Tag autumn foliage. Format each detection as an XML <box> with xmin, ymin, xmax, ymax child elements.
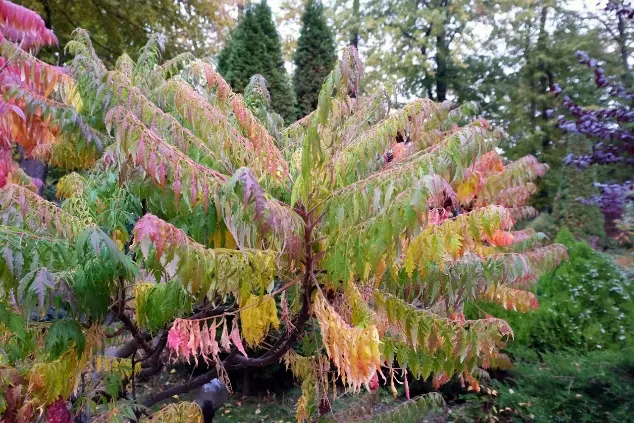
<box><xmin>0</xmin><ymin>2</ymin><xmax>567</xmax><ymax>422</ymax></box>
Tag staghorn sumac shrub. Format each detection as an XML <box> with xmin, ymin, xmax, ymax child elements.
<box><xmin>0</xmin><ymin>3</ymin><xmax>567</xmax><ymax>422</ymax></box>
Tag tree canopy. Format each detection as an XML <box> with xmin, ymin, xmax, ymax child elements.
<box><xmin>15</xmin><ymin>0</ymin><xmax>242</xmax><ymax>66</ymax></box>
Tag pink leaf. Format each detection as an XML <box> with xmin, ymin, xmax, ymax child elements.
<box><xmin>220</xmin><ymin>320</ymin><xmax>231</xmax><ymax>352</ymax></box>
<box><xmin>230</xmin><ymin>320</ymin><xmax>248</xmax><ymax>358</ymax></box>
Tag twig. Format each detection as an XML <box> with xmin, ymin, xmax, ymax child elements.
<box><xmin>0</xmin><ymin>40</ymin><xmax>24</xmax><ymax>75</ymax></box>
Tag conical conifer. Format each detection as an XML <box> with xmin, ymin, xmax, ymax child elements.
<box><xmin>219</xmin><ymin>2</ymin><xmax>296</xmax><ymax>123</ymax></box>
<box><xmin>293</xmin><ymin>0</ymin><xmax>336</xmax><ymax>119</ymax></box>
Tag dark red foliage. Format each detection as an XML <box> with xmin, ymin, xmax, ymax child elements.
<box><xmin>46</xmin><ymin>399</ymin><xmax>72</xmax><ymax>423</ymax></box>
<box><xmin>319</xmin><ymin>398</ymin><xmax>332</xmax><ymax>415</ymax></box>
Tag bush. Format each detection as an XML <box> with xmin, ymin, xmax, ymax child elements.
<box><xmin>468</xmin><ymin>227</ymin><xmax>634</xmax><ymax>353</ymax></box>
<box><xmin>520</xmin><ymin>212</ymin><xmax>558</xmax><ymax>239</ymax></box>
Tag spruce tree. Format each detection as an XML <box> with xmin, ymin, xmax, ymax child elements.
<box><xmin>219</xmin><ymin>2</ymin><xmax>296</xmax><ymax>123</ymax></box>
<box><xmin>293</xmin><ymin>0</ymin><xmax>336</xmax><ymax>119</ymax></box>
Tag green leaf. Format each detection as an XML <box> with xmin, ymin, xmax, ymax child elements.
<box><xmin>45</xmin><ymin>320</ymin><xmax>85</xmax><ymax>359</ymax></box>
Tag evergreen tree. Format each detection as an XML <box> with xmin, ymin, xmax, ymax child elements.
<box><xmin>293</xmin><ymin>0</ymin><xmax>336</xmax><ymax>119</ymax></box>
<box><xmin>220</xmin><ymin>1</ymin><xmax>297</xmax><ymax>123</ymax></box>
<box><xmin>552</xmin><ymin>135</ymin><xmax>606</xmax><ymax>243</ymax></box>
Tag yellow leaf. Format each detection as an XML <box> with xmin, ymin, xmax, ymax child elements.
<box><xmin>240</xmin><ymin>294</ymin><xmax>280</xmax><ymax>347</ymax></box>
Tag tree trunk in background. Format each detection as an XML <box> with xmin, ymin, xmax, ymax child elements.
<box><xmin>536</xmin><ymin>4</ymin><xmax>551</xmax><ymax>150</ymax></box>
<box><xmin>617</xmin><ymin>14</ymin><xmax>630</xmax><ymax>73</ymax></box>
<box><xmin>350</xmin><ymin>0</ymin><xmax>360</xmax><ymax>48</ymax></box>
<box><xmin>523</xmin><ymin>15</ymin><xmax>537</xmax><ymax>131</ymax></box>
<box><xmin>435</xmin><ymin>23</ymin><xmax>448</xmax><ymax>102</ymax></box>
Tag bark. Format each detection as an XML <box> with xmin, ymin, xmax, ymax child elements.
<box><xmin>617</xmin><ymin>14</ymin><xmax>631</xmax><ymax>73</ymax></box>
<box><xmin>242</xmin><ymin>369</ymin><xmax>251</xmax><ymax>397</ymax></box>
<box><xmin>523</xmin><ymin>15</ymin><xmax>536</xmax><ymax>130</ymax></box>
<box><xmin>536</xmin><ymin>5</ymin><xmax>552</xmax><ymax>149</ymax></box>
<box><xmin>436</xmin><ymin>23</ymin><xmax>449</xmax><ymax>102</ymax></box>
<box><xmin>350</xmin><ymin>0</ymin><xmax>360</xmax><ymax>48</ymax></box>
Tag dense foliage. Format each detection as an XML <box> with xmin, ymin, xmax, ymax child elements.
<box><xmin>551</xmin><ymin>26</ymin><xmax>634</xmax><ymax>234</ymax></box>
<box><xmin>0</xmin><ymin>2</ymin><xmax>569</xmax><ymax>422</ymax></box>
<box><xmin>219</xmin><ymin>1</ymin><xmax>297</xmax><ymax>123</ymax></box>
<box><xmin>551</xmin><ymin>136</ymin><xmax>607</xmax><ymax>243</ymax></box>
<box><xmin>14</xmin><ymin>0</ymin><xmax>242</xmax><ymax>64</ymax></box>
<box><xmin>325</xmin><ymin>0</ymin><xmax>633</xmax><ymax>222</ymax></box>
<box><xmin>292</xmin><ymin>0</ymin><xmax>336</xmax><ymax>119</ymax></box>
<box><xmin>470</xmin><ymin>228</ymin><xmax>634</xmax><ymax>353</ymax></box>
<box><xmin>462</xmin><ymin>228</ymin><xmax>634</xmax><ymax>423</ymax></box>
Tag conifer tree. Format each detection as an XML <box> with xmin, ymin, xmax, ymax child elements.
<box><xmin>293</xmin><ymin>0</ymin><xmax>336</xmax><ymax>119</ymax></box>
<box><xmin>220</xmin><ymin>1</ymin><xmax>297</xmax><ymax>123</ymax></box>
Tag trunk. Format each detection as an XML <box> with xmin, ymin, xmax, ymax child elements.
<box><xmin>350</xmin><ymin>0</ymin><xmax>360</xmax><ymax>48</ymax></box>
<box><xmin>420</xmin><ymin>25</ymin><xmax>433</xmax><ymax>99</ymax></box>
<box><xmin>42</xmin><ymin>0</ymin><xmax>53</xmax><ymax>28</ymax></box>
<box><xmin>434</xmin><ymin>0</ymin><xmax>449</xmax><ymax>102</ymax></box>
<box><xmin>617</xmin><ymin>14</ymin><xmax>630</xmax><ymax>73</ymax></box>
<box><xmin>241</xmin><ymin>368</ymin><xmax>250</xmax><ymax>397</ymax></box>
<box><xmin>435</xmin><ymin>26</ymin><xmax>448</xmax><ymax>102</ymax></box>
<box><xmin>536</xmin><ymin>5</ymin><xmax>551</xmax><ymax>148</ymax></box>
<box><xmin>617</xmin><ymin>14</ymin><xmax>632</xmax><ymax>92</ymax></box>
<box><xmin>522</xmin><ymin>14</ymin><xmax>536</xmax><ymax>130</ymax></box>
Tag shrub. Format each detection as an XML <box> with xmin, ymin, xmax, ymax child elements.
<box><xmin>469</xmin><ymin>227</ymin><xmax>634</xmax><ymax>353</ymax></box>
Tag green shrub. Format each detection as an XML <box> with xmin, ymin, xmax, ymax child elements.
<box><xmin>519</xmin><ymin>212</ymin><xmax>558</xmax><ymax>240</ymax></box>
<box><xmin>467</xmin><ymin>227</ymin><xmax>634</xmax><ymax>353</ymax></box>
<box><xmin>552</xmin><ymin>135</ymin><xmax>607</xmax><ymax>243</ymax></box>
<box><xmin>452</xmin><ymin>347</ymin><xmax>634</xmax><ymax>423</ymax></box>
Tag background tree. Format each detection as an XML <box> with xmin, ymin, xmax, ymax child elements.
<box><xmin>326</xmin><ymin>0</ymin><xmax>499</xmax><ymax>103</ymax></box>
<box><xmin>324</xmin><ymin>0</ymin><xmax>630</xmax><ymax>217</ymax></box>
<box><xmin>488</xmin><ymin>2</ymin><xmax>621</xmax><ymax>212</ymax></box>
<box><xmin>220</xmin><ymin>1</ymin><xmax>297</xmax><ymax>123</ymax></box>
<box><xmin>293</xmin><ymin>0</ymin><xmax>336</xmax><ymax>119</ymax></box>
<box><xmin>14</xmin><ymin>0</ymin><xmax>242</xmax><ymax>65</ymax></box>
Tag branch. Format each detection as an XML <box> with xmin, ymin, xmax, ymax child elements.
<box><xmin>140</xmin><ymin>368</ymin><xmax>216</xmax><ymax>408</ymax></box>
<box><xmin>0</xmin><ymin>40</ymin><xmax>24</xmax><ymax>75</ymax></box>
<box><xmin>140</xmin><ymin>350</ymin><xmax>237</xmax><ymax>409</ymax></box>
<box><xmin>111</xmin><ymin>338</ymin><xmax>141</xmax><ymax>359</ymax></box>
<box><xmin>139</xmin><ymin>207</ymin><xmax>318</xmax><ymax>409</ymax></box>
<box><xmin>118</xmin><ymin>312</ymin><xmax>153</xmax><ymax>354</ymax></box>
<box><xmin>229</xmin><ymin>204</ymin><xmax>316</xmax><ymax>369</ymax></box>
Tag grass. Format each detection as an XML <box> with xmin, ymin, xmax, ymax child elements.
<box><xmin>212</xmin><ymin>388</ymin><xmax>299</xmax><ymax>423</ymax></box>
